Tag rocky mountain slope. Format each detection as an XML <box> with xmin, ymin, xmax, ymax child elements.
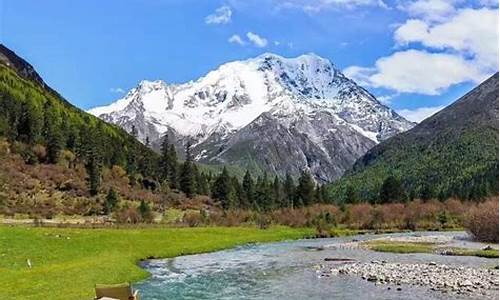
<box><xmin>89</xmin><ymin>53</ymin><xmax>413</xmax><ymax>182</ymax></box>
<box><xmin>329</xmin><ymin>73</ymin><xmax>499</xmax><ymax>202</ymax></box>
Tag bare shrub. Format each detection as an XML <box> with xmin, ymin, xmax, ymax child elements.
<box><xmin>182</xmin><ymin>210</ymin><xmax>204</xmax><ymax>227</ymax></box>
<box><xmin>346</xmin><ymin>203</ymin><xmax>373</xmax><ymax>229</ymax></box>
<box><xmin>464</xmin><ymin>199</ymin><xmax>498</xmax><ymax>243</ymax></box>
<box><xmin>32</xmin><ymin>144</ymin><xmax>47</xmax><ymax>163</ymax></box>
<box><xmin>114</xmin><ymin>206</ymin><xmax>141</xmax><ymax>224</ymax></box>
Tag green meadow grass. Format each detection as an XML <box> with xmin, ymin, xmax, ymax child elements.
<box><xmin>365</xmin><ymin>241</ymin><xmax>499</xmax><ymax>258</ymax></box>
<box><xmin>442</xmin><ymin>247</ymin><xmax>499</xmax><ymax>258</ymax></box>
<box><xmin>0</xmin><ymin>225</ymin><xmax>313</xmax><ymax>299</ymax></box>
<box><xmin>365</xmin><ymin>241</ymin><xmax>435</xmax><ymax>254</ymax></box>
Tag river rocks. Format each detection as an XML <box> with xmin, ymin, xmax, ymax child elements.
<box><xmin>321</xmin><ymin>261</ymin><xmax>499</xmax><ymax>296</ymax></box>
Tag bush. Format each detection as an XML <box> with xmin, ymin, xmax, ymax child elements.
<box><xmin>32</xmin><ymin>144</ymin><xmax>47</xmax><ymax>162</ymax></box>
<box><xmin>0</xmin><ymin>139</ymin><xmax>10</xmax><ymax>157</ymax></box>
<box><xmin>464</xmin><ymin>199</ymin><xmax>498</xmax><ymax>242</ymax></box>
<box><xmin>114</xmin><ymin>206</ymin><xmax>141</xmax><ymax>224</ymax></box>
<box><xmin>182</xmin><ymin>210</ymin><xmax>204</xmax><ymax>227</ymax></box>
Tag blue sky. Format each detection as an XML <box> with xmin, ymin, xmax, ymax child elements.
<box><xmin>0</xmin><ymin>0</ymin><xmax>498</xmax><ymax>122</ymax></box>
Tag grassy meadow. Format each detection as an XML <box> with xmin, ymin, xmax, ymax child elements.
<box><xmin>364</xmin><ymin>240</ymin><xmax>499</xmax><ymax>258</ymax></box>
<box><xmin>0</xmin><ymin>225</ymin><xmax>313</xmax><ymax>299</ymax></box>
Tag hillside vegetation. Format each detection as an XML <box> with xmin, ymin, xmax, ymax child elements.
<box><xmin>329</xmin><ymin>73</ymin><xmax>499</xmax><ymax>203</ymax></box>
<box><xmin>0</xmin><ymin>45</ymin><xmax>329</xmax><ymax>218</ymax></box>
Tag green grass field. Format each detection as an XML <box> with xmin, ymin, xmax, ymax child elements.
<box><xmin>0</xmin><ymin>225</ymin><xmax>313</xmax><ymax>299</ymax></box>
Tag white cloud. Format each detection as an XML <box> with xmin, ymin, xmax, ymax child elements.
<box><xmin>344</xmin><ymin>49</ymin><xmax>487</xmax><ymax>95</ymax></box>
<box><xmin>274</xmin><ymin>40</ymin><xmax>280</xmax><ymax>46</ymax></box>
<box><xmin>397</xmin><ymin>105</ymin><xmax>446</xmax><ymax>122</ymax></box>
<box><xmin>376</xmin><ymin>93</ymin><xmax>398</xmax><ymax>105</ymax></box>
<box><xmin>345</xmin><ymin>4</ymin><xmax>498</xmax><ymax>96</ymax></box>
<box><xmin>398</xmin><ymin>0</ymin><xmax>456</xmax><ymax>22</ymax></box>
<box><xmin>394</xmin><ymin>8</ymin><xmax>499</xmax><ymax>70</ymax></box>
<box><xmin>246</xmin><ymin>32</ymin><xmax>268</xmax><ymax>47</ymax></box>
<box><xmin>109</xmin><ymin>87</ymin><xmax>125</xmax><ymax>93</ymax></box>
<box><xmin>205</xmin><ymin>5</ymin><xmax>232</xmax><ymax>25</ymax></box>
<box><xmin>228</xmin><ymin>34</ymin><xmax>246</xmax><ymax>46</ymax></box>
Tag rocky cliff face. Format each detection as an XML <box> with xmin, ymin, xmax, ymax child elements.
<box><xmin>89</xmin><ymin>53</ymin><xmax>413</xmax><ymax>182</ymax></box>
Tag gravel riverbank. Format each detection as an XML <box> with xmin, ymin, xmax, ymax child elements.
<box><xmin>318</xmin><ymin>260</ymin><xmax>499</xmax><ymax>296</ymax></box>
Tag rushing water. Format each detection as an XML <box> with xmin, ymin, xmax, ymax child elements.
<box><xmin>136</xmin><ymin>232</ymin><xmax>498</xmax><ymax>300</ymax></box>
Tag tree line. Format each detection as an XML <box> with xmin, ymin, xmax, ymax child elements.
<box><xmin>155</xmin><ymin>134</ymin><xmax>328</xmax><ymax>211</ymax></box>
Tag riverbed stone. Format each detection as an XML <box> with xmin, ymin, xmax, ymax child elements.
<box><xmin>323</xmin><ymin>261</ymin><xmax>499</xmax><ymax>296</ymax></box>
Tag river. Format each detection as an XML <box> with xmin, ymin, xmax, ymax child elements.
<box><xmin>136</xmin><ymin>231</ymin><xmax>498</xmax><ymax>299</ymax></box>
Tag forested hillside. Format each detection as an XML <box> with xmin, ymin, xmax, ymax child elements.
<box><xmin>328</xmin><ymin>73</ymin><xmax>499</xmax><ymax>203</ymax></box>
<box><xmin>0</xmin><ymin>45</ymin><xmax>329</xmax><ymax>218</ymax></box>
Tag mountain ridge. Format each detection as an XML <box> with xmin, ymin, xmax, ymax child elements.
<box><xmin>89</xmin><ymin>53</ymin><xmax>413</xmax><ymax>182</ymax></box>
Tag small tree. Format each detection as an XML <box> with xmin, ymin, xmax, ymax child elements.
<box><xmin>283</xmin><ymin>173</ymin><xmax>295</xmax><ymax>208</ymax></box>
<box><xmin>179</xmin><ymin>141</ymin><xmax>195</xmax><ymax>198</ymax></box>
<box><xmin>379</xmin><ymin>175</ymin><xmax>404</xmax><ymax>203</ymax></box>
<box><xmin>212</xmin><ymin>167</ymin><xmax>233</xmax><ymax>209</ymax></box>
<box><xmin>296</xmin><ymin>170</ymin><xmax>315</xmax><ymax>207</ymax></box>
<box><xmin>241</xmin><ymin>170</ymin><xmax>255</xmax><ymax>209</ymax></box>
<box><xmin>139</xmin><ymin>200</ymin><xmax>153</xmax><ymax>222</ymax></box>
<box><xmin>104</xmin><ymin>187</ymin><xmax>119</xmax><ymax>214</ymax></box>
<box><xmin>43</xmin><ymin>102</ymin><xmax>63</xmax><ymax>164</ymax></box>
<box><xmin>167</xmin><ymin>144</ymin><xmax>178</xmax><ymax>189</ymax></box>
<box><xmin>85</xmin><ymin>150</ymin><xmax>101</xmax><ymax>196</ymax></box>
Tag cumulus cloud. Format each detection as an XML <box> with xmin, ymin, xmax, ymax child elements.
<box><xmin>246</xmin><ymin>32</ymin><xmax>268</xmax><ymax>47</ymax></box>
<box><xmin>109</xmin><ymin>87</ymin><xmax>125</xmax><ymax>93</ymax></box>
<box><xmin>228</xmin><ymin>34</ymin><xmax>245</xmax><ymax>45</ymax></box>
<box><xmin>397</xmin><ymin>105</ymin><xmax>446</xmax><ymax>122</ymax></box>
<box><xmin>397</xmin><ymin>0</ymin><xmax>456</xmax><ymax>22</ymax></box>
<box><xmin>344</xmin><ymin>49</ymin><xmax>487</xmax><ymax>95</ymax></box>
<box><xmin>205</xmin><ymin>5</ymin><xmax>232</xmax><ymax>24</ymax></box>
<box><xmin>345</xmin><ymin>3</ymin><xmax>498</xmax><ymax>96</ymax></box>
<box><xmin>394</xmin><ymin>8</ymin><xmax>499</xmax><ymax>70</ymax></box>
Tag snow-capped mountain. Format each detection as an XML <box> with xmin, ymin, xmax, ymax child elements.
<box><xmin>89</xmin><ymin>53</ymin><xmax>413</xmax><ymax>182</ymax></box>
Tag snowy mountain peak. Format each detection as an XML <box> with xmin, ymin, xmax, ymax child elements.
<box><xmin>88</xmin><ymin>53</ymin><xmax>413</xmax><ymax>182</ymax></box>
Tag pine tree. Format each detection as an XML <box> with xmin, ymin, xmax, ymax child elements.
<box><xmin>17</xmin><ymin>101</ymin><xmax>43</xmax><ymax>145</ymax></box>
<box><xmin>159</xmin><ymin>134</ymin><xmax>170</xmax><ymax>181</ymax></box>
<box><xmin>167</xmin><ymin>144</ymin><xmax>178</xmax><ymax>189</ymax></box>
<box><xmin>105</xmin><ymin>187</ymin><xmax>118</xmax><ymax>214</ymax></box>
<box><xmin>43</xmin><ymin>102</ymin><xmax>63</xmax><ymax>163</ymax></box>
<box><xmin>283</xmin><ymin>173</ymin><xmax>295</xmax><ymax>208</ymax></box>
<box><xmin>272</xmin><ymin>175</ymin><xmax>283</xmax><ymax>209</ymax></box>
<box><xmin>85</xmin><ymin>148</ymin><xmax>101</xmax><ymax>196</ymax></box>
<box><xmin>212</xmin><ymin>167</ymin><xmax>233</xmax><ymax>209</ymax></box>
<box><xmin>345</xmin><ymin>184</ymin><xmax>356</xmax><ymax>204</ymax></box>
<box><xmin>195</xmin><ymin>169</ymin><xmax>210</xmax><ymax>195</ymax></box>
<box><xmin>379</xmin><ymin>175</ymin><xmax>404</xmax><ymax>203</ymax></box>
<box><xmin>255</xmin><ymin>174</ymin><xmax>272</xmax><ymax>211</ymax></box>
<box><xmin>138</xmin><ymin>200</ymin><xmax>152</xmax><ymax>222</ymax></box>
<box><xmin>296</xmin><ymin>170</ymin><xmax>315</xmax><ymax>207</ymax></box>
<box><xmin>241</xmin><ymin>170</ymin><xmax>255</xmax><ymax>209</ymax></box>
<box><xmin>231</xmin><ymin>176</ymin><xmax>242</xmax><ymax>208</ymax></box>
<box><xmin>179</xmin><ymin>141</ymin><xmax>195</xmax><ymax>198</ymax></box>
